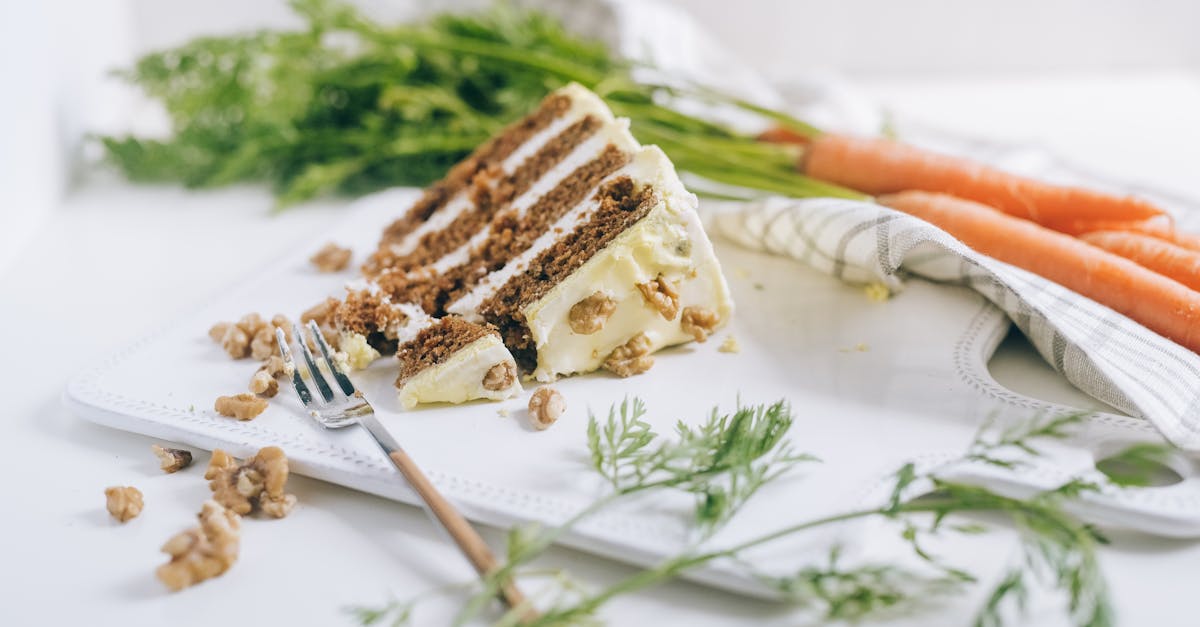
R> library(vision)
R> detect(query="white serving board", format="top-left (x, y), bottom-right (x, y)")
top-left (64, 189), bottom-right (1200, 597)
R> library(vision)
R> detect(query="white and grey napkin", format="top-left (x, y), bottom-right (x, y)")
top-left (714, 197), bottom-right (1200, 451)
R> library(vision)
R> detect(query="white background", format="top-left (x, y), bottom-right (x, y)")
top-left (3, 2), bottom-right (1200, 626)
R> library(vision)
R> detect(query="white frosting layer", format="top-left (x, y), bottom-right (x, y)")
top-left (523, 146), bottom-right (734, 382)
top-left (397, 334), bottom-right (522, 409)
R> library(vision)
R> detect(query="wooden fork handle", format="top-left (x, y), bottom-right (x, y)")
top-left (387, 448), bottom-right (535, 619)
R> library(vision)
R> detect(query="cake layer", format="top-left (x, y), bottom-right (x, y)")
top-left (394, 317), bottom-right (521, 408)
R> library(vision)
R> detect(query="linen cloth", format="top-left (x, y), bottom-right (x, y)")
top-left (713, 198), bottom-right (1200, 450)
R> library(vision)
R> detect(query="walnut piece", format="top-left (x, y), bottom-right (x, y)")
top-left (310, 242), bottom-right (353, 272)
top-left (205, 447), bottom-right (297, 518)
top-left (680, 306), bottom-right (720, 343)
top-left (527, 387), bottom-right (565, 430)
top-left (214, 393), bottom-right (269, 421)
top-left (568, 292), bottom-right (617, 335)
top-left (156, 500), bottom-right (241, 592)
top-left (211, 313), bottom-right (292, 360)
top-left (603, 332), bottom-right (654, 377)
top-left (105, 486), bottom-right (144, 522)
top-left (482, 361), bottom-right (517, 392)
top-left (249, 369), bottom-right (279, 398)
top-left (152, 445), bottom-right (194, 473)
top-left (636, 274), bottom-right (680, 320)
top-left (259, 355), bottom-right (292, 378)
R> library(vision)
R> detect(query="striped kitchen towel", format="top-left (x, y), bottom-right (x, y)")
top-left (713, 197), bottom-right (1200, 451)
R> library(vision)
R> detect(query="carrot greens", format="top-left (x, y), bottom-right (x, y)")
top-left (348, 398), bottom-right (1166, 627)
top-left (100, 0), bottom-right (859, 207)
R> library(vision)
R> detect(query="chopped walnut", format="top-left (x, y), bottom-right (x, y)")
top-left (527, 387), bottom-right (565, 430)
top-left (156, 500), bottom-right (241, 592)
top-left (636, 274), bottom-right (680, 320)
top-left (249, 370), bottom-right (279, 398)
top-left (310, 242), bottom-right (353, 272)
top-left (260, 355), bottom-right (293, 378)
top-left (214, 393), bottom-right (269, 421)
top-left (680, 306), bottom-right (720, 343)
top-left (482, 361), bottom-right (517, 391)
top-left (568, 292), bottom-right (617, 335)
top-left (249, 328), bottom-right (276, 361)
top-left (104, 486), bottom-right (144, 522)
top-left (220, 325), bottom-right (251, 359)
top-left (603, 332), bottom-right (655, 377)
top-left (205, 447), bottom-right (296, 518)
top-left (152, 445), bottom-right (194, 473)
top-left (208, 322), bottom-right (230, 343)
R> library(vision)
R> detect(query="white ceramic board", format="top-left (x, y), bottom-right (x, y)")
top-left (64, 189), bottom-right (1200, 597)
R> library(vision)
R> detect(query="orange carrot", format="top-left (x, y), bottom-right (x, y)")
top-left (757, 126), bottom-right (811, 145)
top-left (805, 134), bottom-right (1165, 226)
top-left (1079, 231), bottom-right (1200, 292)
top-left (878, 190), bottom-right (1200, 354)
top-left (1044, 216), bottom-right (1175, 237)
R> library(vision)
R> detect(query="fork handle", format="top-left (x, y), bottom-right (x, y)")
top-left (358, 412), bottom-right (534, 620)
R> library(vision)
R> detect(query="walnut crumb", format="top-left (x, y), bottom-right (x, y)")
top-left (603, 333), bottom-right (654, 377)
top-left (249, 370), bottom-right (279, 398)
top-left (680, 306), bottom-right (720, 343)
top-left (214, 393), bottom-right (269, 421)
top-left (156, 500), bottom-right (241, 591)
top-left (205, 447), bottom-right (296, 518)
top-left (636, 274), bottom-right (680, 320)
top-left (718, 335), bottom-right (741, 354)
top-left (482, 361), bottom-right (517, 391)
top-left (310, 242), bottom-right (353, 273)
top-left (527, 387), bottom-right (565, 430)
top-left (568, 292), bottom-right (617, 335)
top-left (152, 445), bottom-right (193, 473)
top-left (105, 486), bottom-right (143, 522)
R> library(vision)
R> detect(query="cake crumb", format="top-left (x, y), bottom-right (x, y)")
top-left (310, 242), bottom-right (353, 272)
top-left (718, 336), bottom-right (741, 354)
top-left (528, 387), bottom-right (565, 430)
top-left (152, 445), bottom-right (193, 473)
top-left (680, 306), bottom-right (719, 343)
top-left (568, 292), bottom-right (617, 335)
top-left (863, 282), bottom-right (892, 303)
top-left (497, 408), bottom-right (510, 418)
top-left (214, 393), bottom-right (269, 421)
top-left (839, 342), bottom-right (870, 353)
top-left (753, 282), bottom-right (764, 291)
top-left (205, 447), bottom-right (296, 518)
top-left (105, 486), bottom-right (143, 522)
top-left (603, 333), bottom-right (654, 377)
top-left (734, 267), bottom-right (750, 279)
top-left (156, 500), bottom-right (241, 591)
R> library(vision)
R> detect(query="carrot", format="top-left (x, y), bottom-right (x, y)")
top-left (757, 126), bottom-right (811, 145)
top-left (1079, 231), bottom-right (1200, 292)
top-left (878, 190), bottom-right (1200, 354)
top-left (804, 134), bottom-right (1165, 226)
top-left (1043, 216), bottom-right (1175, 237)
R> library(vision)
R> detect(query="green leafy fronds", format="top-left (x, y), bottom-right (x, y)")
top-left (1095, 442), bottom-right (1177, 487)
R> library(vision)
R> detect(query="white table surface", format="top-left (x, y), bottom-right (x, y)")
top-left (4, 73), bottom-right (1200, 626)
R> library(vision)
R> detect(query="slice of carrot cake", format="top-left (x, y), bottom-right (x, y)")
top-left (330, 83), bottom-right (733, 406)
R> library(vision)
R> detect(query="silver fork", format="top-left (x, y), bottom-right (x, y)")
top-left (276, 321), bottom-right (533, 617)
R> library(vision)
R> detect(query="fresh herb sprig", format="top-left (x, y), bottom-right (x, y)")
top-left (100, 0), bottom-right (862, 207)
top-left (352, 401), bottom-right (1172, 627)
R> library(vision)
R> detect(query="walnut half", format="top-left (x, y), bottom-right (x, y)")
top-left (680, 306), bottom-right (720, 343)
top-left (156, 500), bottom-right (241, 591)
top-left (205, 447), bottom-right (297, 518)
top-left (568, 292), bottom-right (617, 335)
top-left (214, 393), bottom-right (269, 421)
top-left (636, 274), bottom-right (680, 320)
top-left (105, 486), bottom-right (144, 522)
top-left (603, 332), bottom-right (654, 377)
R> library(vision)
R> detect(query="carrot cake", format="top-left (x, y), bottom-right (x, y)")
top-left (330, 83), bottom-right (733, 407)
